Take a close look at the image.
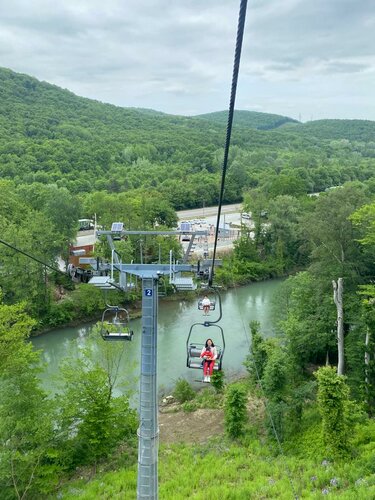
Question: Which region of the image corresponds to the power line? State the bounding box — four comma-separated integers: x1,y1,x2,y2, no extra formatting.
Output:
209,0,248,286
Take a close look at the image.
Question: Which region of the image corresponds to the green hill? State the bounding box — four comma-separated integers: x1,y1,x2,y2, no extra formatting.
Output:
0,67,315,204
0,67,221,142
286,119,375,142
195,109,299,130
1,67,375,208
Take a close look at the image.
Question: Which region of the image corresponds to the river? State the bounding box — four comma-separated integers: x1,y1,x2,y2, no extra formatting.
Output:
32,279,282,395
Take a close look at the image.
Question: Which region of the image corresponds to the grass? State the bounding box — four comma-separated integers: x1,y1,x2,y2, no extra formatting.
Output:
57,423,375,499
55,381,375,499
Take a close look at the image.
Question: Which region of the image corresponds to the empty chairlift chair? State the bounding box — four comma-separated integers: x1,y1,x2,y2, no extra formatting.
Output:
101,307,134,341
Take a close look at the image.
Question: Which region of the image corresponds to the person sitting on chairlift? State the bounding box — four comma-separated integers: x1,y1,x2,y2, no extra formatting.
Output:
202,295,211,315
200,338,217,382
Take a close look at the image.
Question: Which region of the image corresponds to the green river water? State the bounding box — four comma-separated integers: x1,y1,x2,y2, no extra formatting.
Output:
32,279,283,394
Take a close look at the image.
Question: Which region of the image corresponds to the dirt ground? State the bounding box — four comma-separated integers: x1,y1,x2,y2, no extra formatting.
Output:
159,408,224,444
158,394,264,445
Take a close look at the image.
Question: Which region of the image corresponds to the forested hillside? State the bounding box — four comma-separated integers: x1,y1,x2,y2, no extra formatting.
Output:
1,67,375,208
195,109,299,130
1,65,375,499
288,119,375,143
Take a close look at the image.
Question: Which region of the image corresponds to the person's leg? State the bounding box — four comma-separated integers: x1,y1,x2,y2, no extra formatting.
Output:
203,361,208,381
208,361,215,376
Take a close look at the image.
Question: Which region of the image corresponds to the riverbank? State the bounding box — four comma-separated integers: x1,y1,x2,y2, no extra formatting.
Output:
31,289,198,337
31,280,282,393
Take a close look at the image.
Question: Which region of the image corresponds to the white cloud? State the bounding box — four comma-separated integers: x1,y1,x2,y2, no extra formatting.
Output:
0,0,374,119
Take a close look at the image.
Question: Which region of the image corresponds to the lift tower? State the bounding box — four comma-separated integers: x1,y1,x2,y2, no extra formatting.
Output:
84,227,208,499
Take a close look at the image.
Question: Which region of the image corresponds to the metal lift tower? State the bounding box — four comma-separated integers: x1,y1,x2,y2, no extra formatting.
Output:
84,227,209,499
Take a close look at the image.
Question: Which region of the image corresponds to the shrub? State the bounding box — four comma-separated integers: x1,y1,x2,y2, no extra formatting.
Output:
211,370,225,393
225,385,247,438
172,379,195,403
182,400,198,412
315,366,351,458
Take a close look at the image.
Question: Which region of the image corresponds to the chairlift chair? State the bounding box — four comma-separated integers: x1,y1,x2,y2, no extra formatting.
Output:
186,323,224,371
198,297,216,311
101,306,134,341
197,286,221,317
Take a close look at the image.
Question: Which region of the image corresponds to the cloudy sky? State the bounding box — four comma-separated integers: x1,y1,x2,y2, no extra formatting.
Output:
0,0,374,121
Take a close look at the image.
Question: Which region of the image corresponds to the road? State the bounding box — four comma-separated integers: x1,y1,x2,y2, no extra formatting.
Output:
177,203,242,221
74,203,247,252
76,230,96,246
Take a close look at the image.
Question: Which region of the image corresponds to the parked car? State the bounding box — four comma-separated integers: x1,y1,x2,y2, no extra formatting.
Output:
78,219,94,231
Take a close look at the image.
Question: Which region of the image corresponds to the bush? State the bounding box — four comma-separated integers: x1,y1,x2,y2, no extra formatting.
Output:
182,400,198,412
225,385,247,438
315,366,351,458
211,370,225,393
172,379,195,403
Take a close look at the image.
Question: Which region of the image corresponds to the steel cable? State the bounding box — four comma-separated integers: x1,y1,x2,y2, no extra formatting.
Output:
209,0,248,286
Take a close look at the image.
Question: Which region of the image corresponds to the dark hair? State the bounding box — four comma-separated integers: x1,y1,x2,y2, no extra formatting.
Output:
205,338,215,348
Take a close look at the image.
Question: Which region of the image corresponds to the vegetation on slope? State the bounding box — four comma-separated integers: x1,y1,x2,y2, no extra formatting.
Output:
1,67,375,207
288,119,375,143
1,66,375,498
195,109,299,130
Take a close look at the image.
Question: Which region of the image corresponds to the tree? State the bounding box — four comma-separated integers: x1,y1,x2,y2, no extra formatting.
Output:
277,272,336,371
0,295,37,375
55,329,137,468
244,321,267,383
303,183,370,282
350,202,375,246
0,369,57,499
267,195,306,270
0,299,57,499
315,366,350,457
264,172,307,198
243,189,268,251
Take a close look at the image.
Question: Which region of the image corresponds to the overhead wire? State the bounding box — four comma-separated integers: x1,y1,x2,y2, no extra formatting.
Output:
209,0,248,286
201,1,298,493
0,237,64,275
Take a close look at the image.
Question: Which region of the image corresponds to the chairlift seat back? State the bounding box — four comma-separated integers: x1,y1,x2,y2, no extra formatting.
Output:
187,343,222,370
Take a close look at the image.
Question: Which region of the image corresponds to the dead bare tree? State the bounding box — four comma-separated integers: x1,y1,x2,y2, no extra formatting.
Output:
332,278,344,376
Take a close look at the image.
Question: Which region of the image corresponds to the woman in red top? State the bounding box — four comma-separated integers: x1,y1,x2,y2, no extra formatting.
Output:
200,338,217,382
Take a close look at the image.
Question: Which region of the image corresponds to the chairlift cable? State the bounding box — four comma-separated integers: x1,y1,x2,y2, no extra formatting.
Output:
0,238,64,275
209,0,248,286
